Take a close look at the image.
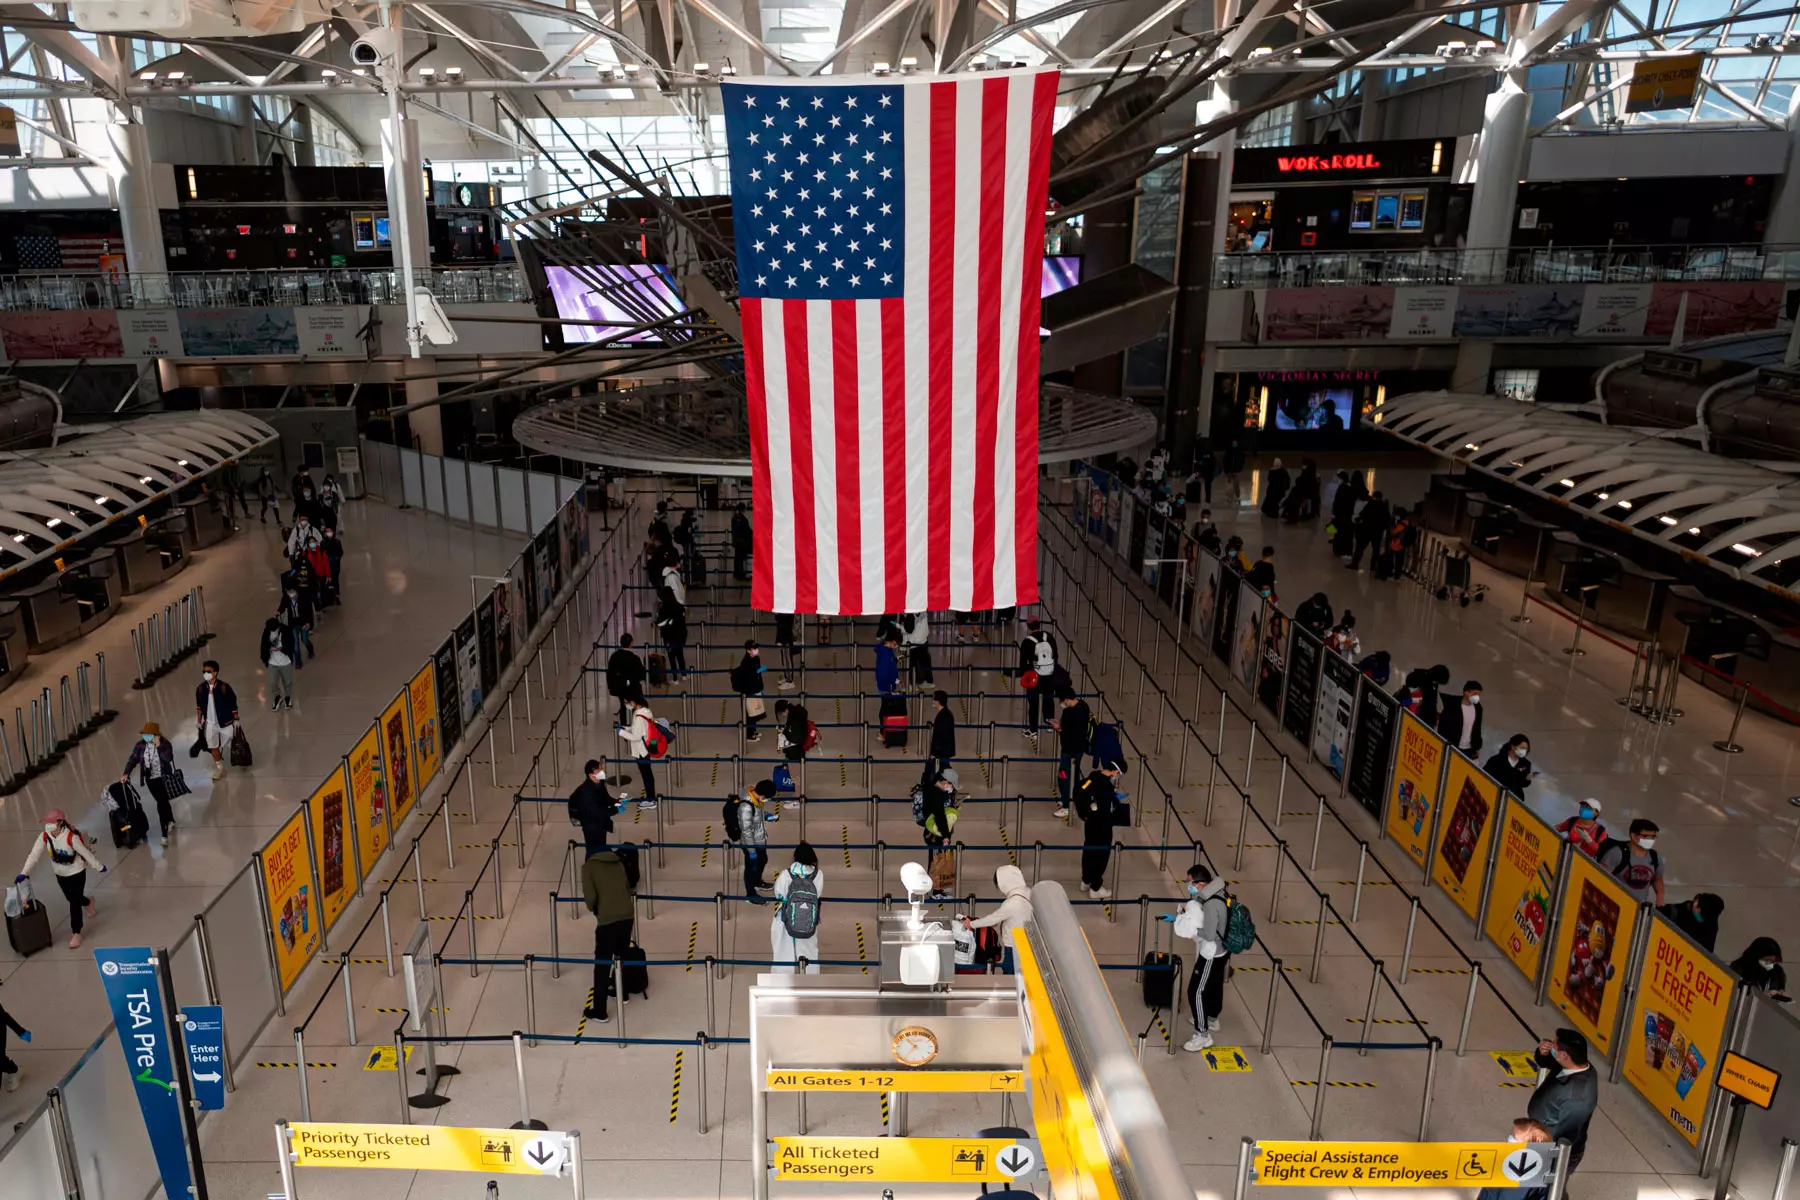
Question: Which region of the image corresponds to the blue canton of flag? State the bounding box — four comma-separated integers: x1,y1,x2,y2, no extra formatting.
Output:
721,82,905,301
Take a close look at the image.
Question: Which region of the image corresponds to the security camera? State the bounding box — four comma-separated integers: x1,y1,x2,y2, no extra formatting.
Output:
900,862,933,925
351,27,395,67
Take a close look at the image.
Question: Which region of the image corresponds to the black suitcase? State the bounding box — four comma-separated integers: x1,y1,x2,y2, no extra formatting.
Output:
621,944,649,998
7,899,53,956
109,782,149,849
647,653,667,688
687,552,707,587
1142,923,1180,1010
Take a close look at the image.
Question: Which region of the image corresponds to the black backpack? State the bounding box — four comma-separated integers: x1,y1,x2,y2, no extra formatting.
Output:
722,795,743,842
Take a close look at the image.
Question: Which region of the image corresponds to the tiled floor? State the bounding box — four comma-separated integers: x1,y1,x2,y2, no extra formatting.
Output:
11,469,1792,1200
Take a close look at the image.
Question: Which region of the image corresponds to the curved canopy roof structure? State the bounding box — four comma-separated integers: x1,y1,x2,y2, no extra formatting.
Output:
1378,391,1800,601
0,412,277,583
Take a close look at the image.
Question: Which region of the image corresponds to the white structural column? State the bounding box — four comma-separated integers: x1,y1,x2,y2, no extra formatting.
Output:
99,38,168,285
1462,67,1530,254
1762,88,1800,271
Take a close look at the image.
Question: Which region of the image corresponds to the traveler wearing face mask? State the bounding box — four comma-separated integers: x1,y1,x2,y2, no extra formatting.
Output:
284,513,321,561
732,640,768,742
1528,1028,1598,1173
16,809,106,949
1660,892,1724,953
568,758,620,859
771,843,824,974
1436,680,1484,755
277,580,315,666
1597,819,1663,904
121,722,181,845
1483,734,1535,800
195,661,240,780
1730,938,1790,1001
1164,864,1231,1051
260,616,296,710
1555,798,1606,857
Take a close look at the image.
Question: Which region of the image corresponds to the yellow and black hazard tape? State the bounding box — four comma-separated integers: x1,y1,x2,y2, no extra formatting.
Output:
634,804,642,825
1498,1081,1535,1088
839,755,847,786
1234,965,1301,974
1229,843,1278,850
426,914,504,921
1408,967,1474,975
1291,1080,1376,1088
386,877,439,884
857,922,868,975
375,1007,446,1014
712,755,721,788
669,1050,683,1124
997,822,1017,866
257,1061,337,1069
977,754,991,786
685,922,699,973
1334,880,1395,887
1347,1017,1426,1025
460,842,520,849
881,1092,890,1127
1153,1012,1172,1046
720,698,729,724
700,823,712,869
842,824,853,869
1274,919,1345,926
344,958,387,965
574,986,594,1044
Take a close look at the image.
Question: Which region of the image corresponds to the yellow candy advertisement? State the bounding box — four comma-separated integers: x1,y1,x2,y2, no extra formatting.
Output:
379,689,416,827
1431,751,1502,919
259,808,320,993
348,724,390,880
407,661,440,788
1622,916,1735,1146
1483,798,1562,985
1385,711,1445,867
1546,850,1643,1060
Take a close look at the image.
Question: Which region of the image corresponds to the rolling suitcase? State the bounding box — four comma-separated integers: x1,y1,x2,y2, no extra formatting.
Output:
7,899,53,957
647,653,667,687
621,944,650,998
108,782,149,850
880,692,909,749
1142,921,1181,1011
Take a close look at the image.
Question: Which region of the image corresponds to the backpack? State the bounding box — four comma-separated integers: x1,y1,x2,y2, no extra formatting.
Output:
1023,632,1056,676
722,796,743,842
803,720,819,752
910,783,928,826
1597,838,1659,890
1222,895,1257,955
642,716,672,759
779,872,821,939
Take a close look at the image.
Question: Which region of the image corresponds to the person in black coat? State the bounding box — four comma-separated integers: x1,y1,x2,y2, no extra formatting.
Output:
1526,1029,1599,1173
654,588,689,680
925,689,957,785
1435,679,1484,755
1053,690,1091,816
194,662,240,780
1073,763,1122,899
1294,592,1334,637
277,580,315,666
1400,664,1451,725
1349,492,1391,569
607,634,647,725
568,759,619,859
1659,893,1724,954
1260,458,1291,518
319,526,345,608
1483,734,1534,799
1730,938,1790,1001
731,504,753,581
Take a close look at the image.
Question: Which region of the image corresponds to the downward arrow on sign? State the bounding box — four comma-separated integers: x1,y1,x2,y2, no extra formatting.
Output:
999,1149,1032,1174
527,1144,555,1167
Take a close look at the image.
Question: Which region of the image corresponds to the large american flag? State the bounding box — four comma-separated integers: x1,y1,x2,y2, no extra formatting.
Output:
15,233,114,272
723,70,1057,615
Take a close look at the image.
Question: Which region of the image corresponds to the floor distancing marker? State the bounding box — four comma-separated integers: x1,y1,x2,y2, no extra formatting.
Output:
998,822,1017,866
634,805,642,825
1229,843,1278,850
346,958,386,965
1498,1081,1535,1088
881,1092,889,1127
375,1007,446,1014
977,754,991,786
712,755,721,788
1274,919,1344,926
1234,966,1300,974
685,922,699,973
1408,967,1473,975
1290,1080,1376,1088
385,877,438,884
427,914,503,921
720,699,728,724
669,1050,683,1124
841,825,853,870
1347,1017,1426,1025
836,697,842,724
1334,880,1396,887
257,1061,337,1069
700,824,712,869
1153,1012,1172,1046
574,986,594,1044
460,842,519,849
839,755,847,787
857,922,868,975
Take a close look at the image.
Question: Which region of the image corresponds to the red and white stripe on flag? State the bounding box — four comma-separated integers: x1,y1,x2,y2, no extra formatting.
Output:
737,70,1057,615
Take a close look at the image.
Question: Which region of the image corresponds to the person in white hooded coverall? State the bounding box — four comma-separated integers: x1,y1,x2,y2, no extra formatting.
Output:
961,864,1033,974
771,842,824,974
1165,863,1231,1051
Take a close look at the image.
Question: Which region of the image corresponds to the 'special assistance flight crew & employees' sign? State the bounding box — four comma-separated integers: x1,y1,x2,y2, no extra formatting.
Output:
1253,1142,1555,1187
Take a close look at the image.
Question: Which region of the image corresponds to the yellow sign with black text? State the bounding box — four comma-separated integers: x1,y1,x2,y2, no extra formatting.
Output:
1014,929,1122,1200
770,1137,1034,1183
287,1122,570,1176
1626,53,1703,113
1254,1142,1554,1187
1717,1051,1780,1109
766,1069,1023,1092
1621,916,1736,1146
1385,712,1446,868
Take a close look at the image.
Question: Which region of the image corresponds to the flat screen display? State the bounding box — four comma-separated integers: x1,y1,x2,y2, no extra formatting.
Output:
546,263,685,343
1274,388,1352,431
1042,256,1080,297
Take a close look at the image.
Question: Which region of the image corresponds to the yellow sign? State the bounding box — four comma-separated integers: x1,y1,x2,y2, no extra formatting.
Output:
378,690,417,827
1385,711,1445,868
1254,1141,1553,1187
1546,849,1643,1060
1717,1051,1780,1110
362,1045,413,1071
1431,752,1500,919
1627,53,1703,113
1622,916,1736,1145
308,766,354,931
1490,1051,1540,1079
766,1069,1023,1092
287,1122,569,1175
1203,1045,1252,1072
1483,798,1561,985
770,1137,1033,1183
407,662,440,790
347,724,390,878
259,809,320,992
1014,930,1121,1200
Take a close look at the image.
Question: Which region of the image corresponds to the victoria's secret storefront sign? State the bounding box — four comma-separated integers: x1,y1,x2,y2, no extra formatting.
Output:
1234,139,1448,186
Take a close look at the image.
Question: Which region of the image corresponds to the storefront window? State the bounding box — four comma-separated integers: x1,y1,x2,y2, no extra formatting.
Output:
1493,369,1540,403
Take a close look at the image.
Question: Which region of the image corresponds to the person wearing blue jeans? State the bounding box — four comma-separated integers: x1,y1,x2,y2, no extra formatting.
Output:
1053,690,1091,816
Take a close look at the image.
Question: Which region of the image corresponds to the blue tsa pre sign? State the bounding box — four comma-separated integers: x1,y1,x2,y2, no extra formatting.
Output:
93,948,194,1200
180,1005,226,1111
